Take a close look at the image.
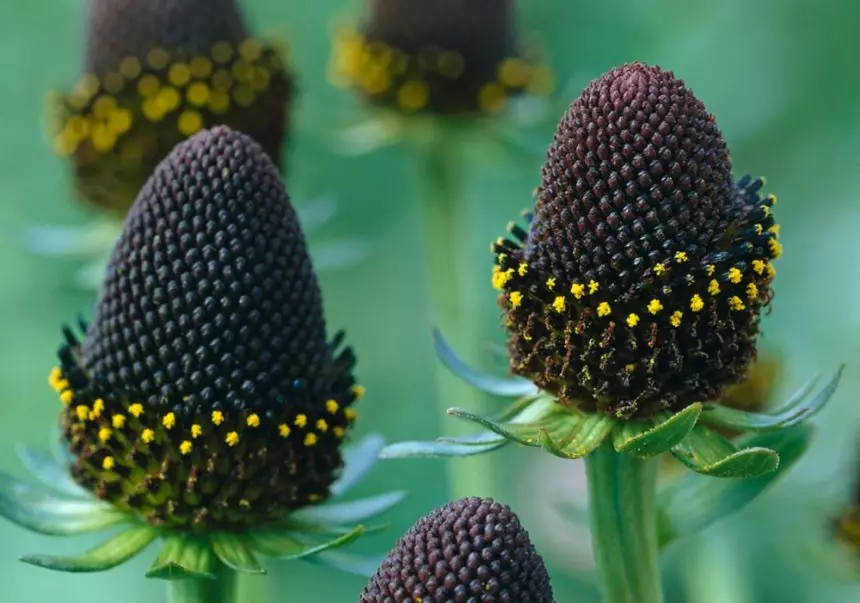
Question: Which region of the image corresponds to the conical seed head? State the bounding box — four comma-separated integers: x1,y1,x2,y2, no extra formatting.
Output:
332,0,547,115
493,63,781,418
52,0,292,214
52,127,360,531
359,497,555,602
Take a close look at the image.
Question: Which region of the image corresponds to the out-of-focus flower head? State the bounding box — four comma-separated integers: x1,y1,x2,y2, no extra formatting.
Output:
50,0,293,214
330,0,553,117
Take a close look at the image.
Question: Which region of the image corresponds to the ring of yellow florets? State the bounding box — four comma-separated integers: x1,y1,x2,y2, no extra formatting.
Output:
328,26,554,115
49,37,289,213
492,178,781,418
48,353,362,532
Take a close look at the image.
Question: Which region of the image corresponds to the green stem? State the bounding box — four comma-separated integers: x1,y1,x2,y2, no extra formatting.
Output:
685,530,752,603
415,129,494,500
167,562,250,603
585,441,664,603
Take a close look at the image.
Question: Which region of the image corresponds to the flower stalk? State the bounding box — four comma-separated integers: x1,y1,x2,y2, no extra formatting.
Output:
586,441,664,603
167,563,238,603
416,131,494,499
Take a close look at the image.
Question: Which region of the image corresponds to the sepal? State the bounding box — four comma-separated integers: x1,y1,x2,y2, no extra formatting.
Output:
669,424,779,478
249,525,365,560
701,366,843,431
0,472,125,536
16,445,88,499
147,535,216,580
20,524,156,573
537,413,614,460
331,433,385,497
210,533,265,575
612,404,702,458
290,491,406,526
305,549,383,577
657,423,814,547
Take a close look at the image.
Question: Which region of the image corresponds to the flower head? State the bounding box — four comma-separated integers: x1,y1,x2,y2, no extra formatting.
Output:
55,127,357,531
331,0,552,115
359,497,555,602
51,0,293,214
494,63,780,419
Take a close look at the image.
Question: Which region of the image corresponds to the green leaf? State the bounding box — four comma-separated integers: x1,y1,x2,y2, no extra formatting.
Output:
669,424,779,478
612,404,702,458
701,366,843,431
146,535,216,580
379,438,507,459
16,446,89,499
331,433,385,497
433,329,537,397
657,423,815,547
250,525,365,560
537,413,614,459
0,472,126,535
447,408,533,445
291,491,406,525
20,523,156,572
210,534,266,575
436,431,508,446
306,549,383,577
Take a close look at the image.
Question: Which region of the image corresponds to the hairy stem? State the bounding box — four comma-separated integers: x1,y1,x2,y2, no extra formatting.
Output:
416,130,494,499
586,442,664,603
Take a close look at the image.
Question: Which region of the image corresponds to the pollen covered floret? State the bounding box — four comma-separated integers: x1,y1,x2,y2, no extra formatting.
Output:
52,127,360,531
50,0,293,214
492,63,781,419
359,497,555,603
330,0,553,115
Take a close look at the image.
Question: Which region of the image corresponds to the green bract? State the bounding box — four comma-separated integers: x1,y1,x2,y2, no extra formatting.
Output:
383,330,842,481
0,434,401,579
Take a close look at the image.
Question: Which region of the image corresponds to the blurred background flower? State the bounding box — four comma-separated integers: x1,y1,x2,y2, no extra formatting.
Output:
1,0,859,602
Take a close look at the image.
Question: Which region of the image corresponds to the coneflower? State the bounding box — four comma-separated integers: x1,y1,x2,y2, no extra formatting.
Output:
331,0,552,116
382,63,842,603
360,497,555,603
51,0,292,214
0,127,402,601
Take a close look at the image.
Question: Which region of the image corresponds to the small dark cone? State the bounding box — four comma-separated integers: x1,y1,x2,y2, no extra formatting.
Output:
359,497,555,603
492,63,781,419
331,0,552,115
49,127,360,532
51,0,293,214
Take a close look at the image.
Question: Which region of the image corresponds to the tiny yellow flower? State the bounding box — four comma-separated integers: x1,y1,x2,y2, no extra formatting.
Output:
752,260,766,275
669,311,683,328
316,419,328,432
546,277,556,290
492,266,514,290
728,267,742,284
626,313,640,327
654,263,666,276
333,427,345,439
345,408,358,422
570,283,585,299
708,279,720,296
746,283,759,300
191,424,203,438
102,457,115,470
225,431,240,447
304,433,318,447
729,296,745,311
162,412,176,429
141,429,155,444
112,414,126,429
98,427,112,442
690,294,705,312
179,441,193,455
597,302,611,317
351,384,366,400
517,262,528,277
552,296,566,313
674,251,688,263
588,280,599,294
60,390,74,405
325,400,339,414
128,403,143,418
75,405,89,421
246,413,260,428
294,414,307,427
509,291,523,308
647,299,663,314
278,424,291,438
706,264,716,276
211,411,224,425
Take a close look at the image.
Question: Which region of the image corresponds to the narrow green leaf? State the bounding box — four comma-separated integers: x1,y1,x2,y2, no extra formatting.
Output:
612,404,702,457
669,424,779,478
331,433,385,497
701,366,843,431
16,446,89,499
291,491,406,525
146,535,216,580
433,329,538,397
210,534,266,575
658,423,815,547
537,414,613,459
20,523,156,572
447,408,533,445
253,526,366,561
380,439,507,459
436,431,507,446
0,473,126,535
306,549,383,577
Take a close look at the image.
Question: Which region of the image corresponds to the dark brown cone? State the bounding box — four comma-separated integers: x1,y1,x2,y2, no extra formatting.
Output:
492,63,781,418
331,0,552,115
359,497,555,602
51,0,293,214
51,127,360,531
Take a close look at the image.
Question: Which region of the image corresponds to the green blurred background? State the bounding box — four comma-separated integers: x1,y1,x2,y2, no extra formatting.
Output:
1,0,859,601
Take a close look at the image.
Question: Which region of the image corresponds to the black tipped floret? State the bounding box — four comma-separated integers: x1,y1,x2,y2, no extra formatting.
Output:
493,63,781,418
52,0,293,214
359,497,555,603
332,0,552,115
52,127,360,531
